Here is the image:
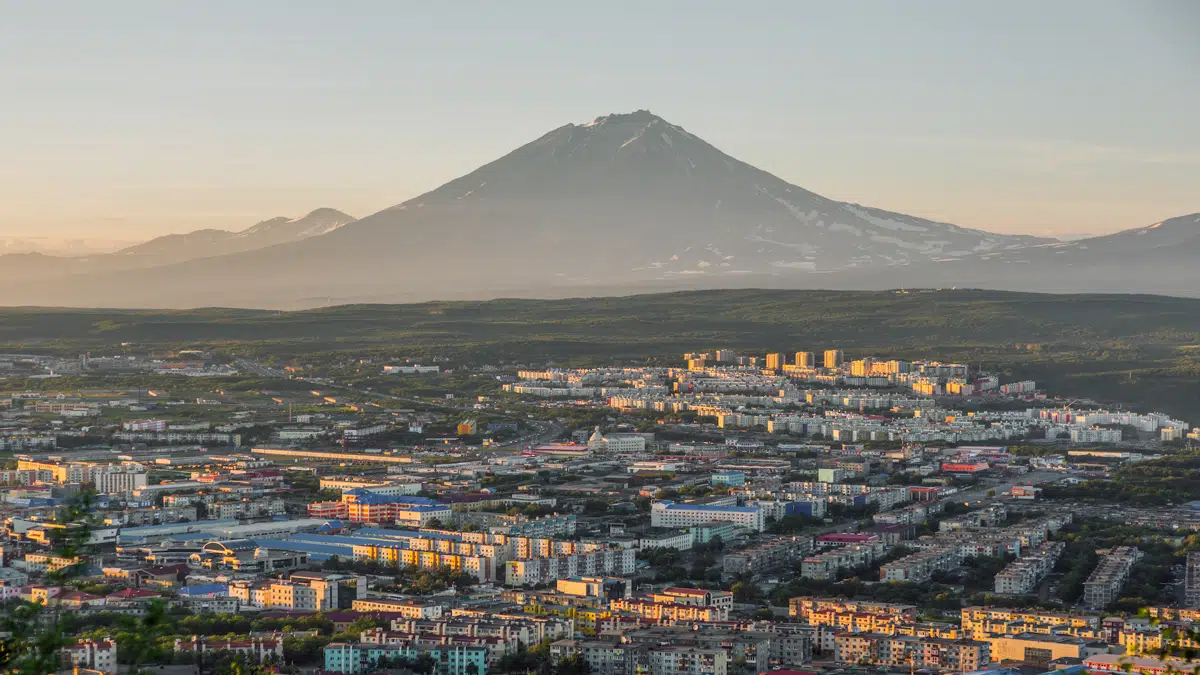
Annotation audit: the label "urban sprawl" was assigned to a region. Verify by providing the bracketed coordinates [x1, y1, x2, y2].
[3, 347, 1200, 675]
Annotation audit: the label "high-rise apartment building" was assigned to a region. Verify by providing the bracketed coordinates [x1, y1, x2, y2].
[1186, 552, 1200, 607]
[795, 352, 814, 368]
[765, 353, 784, 371]
[823, 350, 844, 369]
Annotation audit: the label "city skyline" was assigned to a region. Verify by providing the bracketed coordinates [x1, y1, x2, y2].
[1, 1, 1197, 240]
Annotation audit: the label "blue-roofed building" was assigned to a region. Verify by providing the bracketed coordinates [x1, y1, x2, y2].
[288, 533, 406, 548]
[357, 527, 458, 541]
[342, 490, 440, 506]
[250, 538, 354, 562]
[651, 500, 765, 531]
[118, 519, 239, 544]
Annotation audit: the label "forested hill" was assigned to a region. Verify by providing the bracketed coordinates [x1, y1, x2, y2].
[2, 288, 1200, 349]
[3, 288, 1200, 422]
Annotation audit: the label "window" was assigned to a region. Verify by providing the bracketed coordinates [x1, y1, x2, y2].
[1024, 648, 1052, 666]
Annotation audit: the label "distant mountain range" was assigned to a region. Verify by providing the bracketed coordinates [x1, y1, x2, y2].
[113, 208, 356, 263]
[0, 208, 355, 284]
[0, 110, 1194, 308]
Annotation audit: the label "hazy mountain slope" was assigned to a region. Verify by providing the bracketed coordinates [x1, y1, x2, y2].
[114, 208, 356, 263]
[0, 111, 1058, 307]
[4, 112, 1192, 308]
[0, 208, 355, 285]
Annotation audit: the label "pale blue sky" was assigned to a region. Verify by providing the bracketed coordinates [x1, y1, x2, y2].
[1, 1, 1196, 239]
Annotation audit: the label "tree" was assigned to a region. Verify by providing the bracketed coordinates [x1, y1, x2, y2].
[0, 493, 101, 675]
[554, 653, 591, 675]
[731, 579, 762, 603]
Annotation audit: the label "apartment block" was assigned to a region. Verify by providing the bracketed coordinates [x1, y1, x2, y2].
[834, 632, 989, 671]
[800, 543, 882, 580]
[549, 640, 639, 675]
[1186, 551, 1200, 608]
[994, 541, 1065, 595]
[505, 549, 636, 586]
[960, 607, 1100, 640]
[651, 501, 765, 532]
[790, 597, 918, 621]
[722, 536, 814, 578]
[609, 598, 729, 623]
[1082, 546, 1142, 609]
[879, 547, 960, 583]
[645, 646, 729, 675]
[63, 639, 118, 673]
[323, 642, 487, 675]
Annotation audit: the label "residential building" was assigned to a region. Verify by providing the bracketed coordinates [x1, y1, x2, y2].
[323, 642, 487, 675]
[765, 353, 784, 371]
[982, 633, 1107, 665]
[1186, 552, 1200, 608]
[960, 607, 1100, 640]
[174, 637, 283, 664]
[351, 598, 446, 618]
[645, 646, 729, 675]
[834, 633, 989, 670]
[1083, 547, 1143, 609]
[550, 640, 639, 675]
[651, 501, 764, 532]
[801, 544, 882, 581]
[62, 640, 118, 673]
[994, 541, 1065, 595]
[722, 536, 813, 578]
[879, 547, 960, 584]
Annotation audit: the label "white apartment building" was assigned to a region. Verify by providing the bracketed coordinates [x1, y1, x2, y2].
[505, 549, 636, 586]
[651, 501, 765, 532]
[63, 639, 118, 674]
[94, 467, 149, 493]
[1070, 427, 1123, 443]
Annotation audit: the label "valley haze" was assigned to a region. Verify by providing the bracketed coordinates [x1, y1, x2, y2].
[1, 111, 1196, 309]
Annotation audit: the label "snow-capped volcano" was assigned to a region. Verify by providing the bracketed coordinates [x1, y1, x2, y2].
[318, 109, 1049, 281]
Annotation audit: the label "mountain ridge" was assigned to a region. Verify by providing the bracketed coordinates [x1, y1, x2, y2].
[0, 110, 1193, 308]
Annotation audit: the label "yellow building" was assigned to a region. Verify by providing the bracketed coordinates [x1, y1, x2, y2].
[961, 607, 1099, 639]
[823, 350, 843, 369]
[609, 598, 727, 623]
[983, 633, 1102, 663]
[1121, 627, 1200, 656]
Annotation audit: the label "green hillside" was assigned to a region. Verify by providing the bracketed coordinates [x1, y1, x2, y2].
[2, 289, 1199, 422]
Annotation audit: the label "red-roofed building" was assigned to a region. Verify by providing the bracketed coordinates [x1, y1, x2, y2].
[106, 587, 161, 603]
[63, 639, 117, 673]
[174, 636, 282, 664]
[817, 533, 881, 547]
[908, 486, 941, 502]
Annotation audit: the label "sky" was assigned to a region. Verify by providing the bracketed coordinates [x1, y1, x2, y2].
[1, 1, 1197, 242]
